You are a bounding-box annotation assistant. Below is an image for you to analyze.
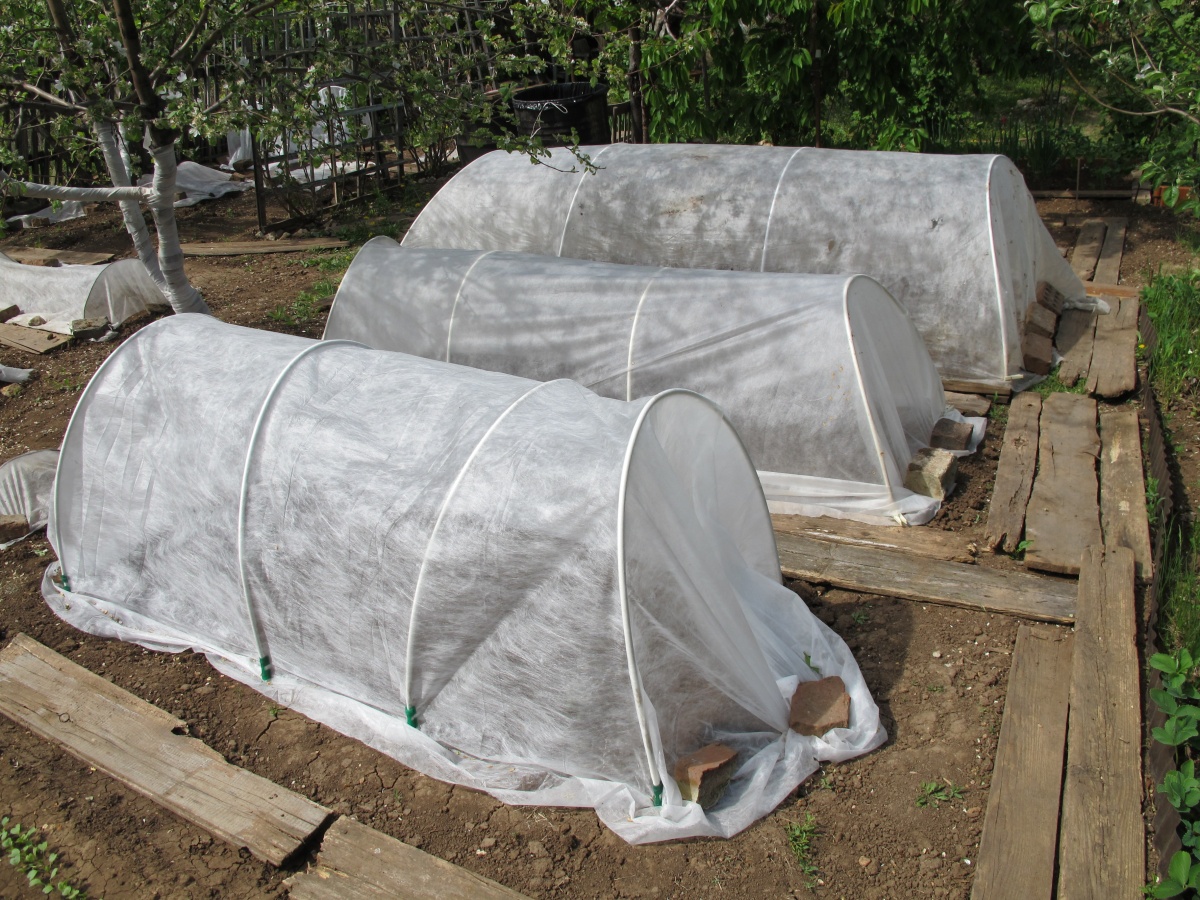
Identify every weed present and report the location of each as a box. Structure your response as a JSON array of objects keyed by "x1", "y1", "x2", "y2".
[
  {"x1": 301, "y1": 250, "x2": 355, "y2": 273},
  {"x1": 1147, "y1": 476, "x2": 1166, "y2": 535},
  {"x1": 267, "y1": 704, "x2": 281, "y2": 720},
  {"x1": 987, "y1": 397, "x2": 1009, "y2": 428},
  {"x1": 851, "y1": 610, "x2": 870, "y2": 626},
  {"x1": 50, "y1": 377, "x2": 80, "y2": 393},
  {"x1": 1031, "y1": 366, "x2": 1087, "y2": 398},
  {"x1": 927, "y1": 685, "x2": 945, "y2": 693},
  {"x1": 785, "y1": 812, "x2": 819, "y2": 887},
  {"x1": 1008, "y1": 537, "x2": 1033, "y2": 560},
  {"x1": 915, "y1": 780, "x2": 963, "y2": 808},
  {"x1": 1, "y1": 817, "x2": 88, "y2": 898},
  {"x1": 269, "y1": 278, "x2": 340, "y2": 327},
  {"x1": 335, "y1": 219, "x2": 403, "y2": 245},
  {"x1": 1144, "y1": 272, "x2": 1200, "y2": 400}
]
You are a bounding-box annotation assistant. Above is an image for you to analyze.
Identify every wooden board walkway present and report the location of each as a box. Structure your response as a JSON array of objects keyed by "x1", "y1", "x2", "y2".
[
  {"x1": 1070, "y1": 219, "x2": 1107, "y2": 281},
  {"x1": 985, "y1": 394, "x2": 1041, "y2": 554},
  {"x1": 1024, "y1": 393, "x2": 1102, "y2": 576},
  {"x1": 945, "y1": 391, "x2": 992, "y2": 418},
  {"x1": 772, "y1": 514, "x2": 977, "y2": 563},
  {"x1": 1057, "y1": 546, "x2": 1143, "y2": 898},
  {"x1": 285, "y1": 817, "x2": 527, "y2": 899},
  {"x1": 1056, "y1": 310, "x2": 1098, "y2": 387},
  {"x1": 5, "y1": 247, "x2": 115, "y2": 266},
  {"x1": 1099, "y1": 406, "x2": 1154, "y2": 579},
  {"x1": 1093, "y1": 218, "x2": 1128, "y2": 286},
  {"x1": 1087, "y1": 297, "x2": 1139, "y2": 398},
  {"x1": 181, "y1": 238, "x2": 350, "y2": 256},
  {"x1": 0, "y1": 322, "x2": 72, "y2": 354},
  {"x1": 0, "y1": 634, "x2": 332, "y2": 866},
  {"x1": 971, "y1": 625, "x2": 1073, "y2": 900},
  {"x1": 775, "y1": 530, "x2": 1077, "y2": 623}
]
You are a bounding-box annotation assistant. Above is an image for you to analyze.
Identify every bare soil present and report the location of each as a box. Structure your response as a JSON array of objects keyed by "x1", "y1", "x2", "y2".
[{"x1": 0, "y1": 187, "x2": 1188, "y2": 899}]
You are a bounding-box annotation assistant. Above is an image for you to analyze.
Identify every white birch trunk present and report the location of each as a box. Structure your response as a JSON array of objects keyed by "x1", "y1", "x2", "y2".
[{"x1": 145, "y1": 142, "x2": 208, "y2": 315}]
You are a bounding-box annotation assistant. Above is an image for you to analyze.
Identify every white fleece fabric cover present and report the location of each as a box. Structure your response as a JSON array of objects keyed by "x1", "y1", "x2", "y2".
[
  {"x1": 139, "y1": 161, "x2": 251, "y2": 207},
  {"x1": 0, "y1": 251, "x2": 165, "y2": 335},
  {"x1": 0, "y1": 450, "x2": 57, "y2": 548},
  {"x1": 403, "y1": 145, "x2": 1093, "y2": 387},
  {"x1": 43, "y1": 314, "x2": 884, "y2": 843},
  {"x1": 325, "y1": 238, "x2": 948, "y2": 524}
]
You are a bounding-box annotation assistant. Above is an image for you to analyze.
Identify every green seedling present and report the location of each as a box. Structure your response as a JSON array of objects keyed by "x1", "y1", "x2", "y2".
[
  {"x1": 1, "y1": 817, "x2": 89, "y2": 898},
  {"x1": 1160, "y1": 760, "x2": 1200, "y2": 813},
  {"x1": 915, "y1": 780, "x2": 963, "y2": 808},
  {"x1": 1147, "y1": 850, "x2": 1200, "y2": 898},
  {"x1": 851, "y1": 611, "x2": 870, "y2": 626},
  {"x1": 785, "y1": 812, "x2": 819, "y2": 887}
]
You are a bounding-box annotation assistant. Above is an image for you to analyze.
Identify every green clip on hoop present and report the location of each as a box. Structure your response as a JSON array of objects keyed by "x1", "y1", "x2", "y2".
[
  {"x1": 652, "y1": 783, "x2": 663, "y2": 807},
  {"x1": 405, "y1": 706, "x2": 419, "y2": 729},
  {"x1": 259, "y1": 656, "x2": 273, "y2": 682}
]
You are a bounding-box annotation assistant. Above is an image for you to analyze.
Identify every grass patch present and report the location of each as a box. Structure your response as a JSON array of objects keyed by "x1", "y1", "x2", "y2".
[
  {"x1": 1160, "y1": 525, "x2": 1200, "y2": 664},
  {"x1": 300, "y1": 249, "x2": 355, "y2": 274},
  {"x1": 269, "y1": 278, "x2": 340, "y2": 328},
  {"x1": 1030, "y1": 365, "x2": 1088, "y2": 398},
  {"x1": 1145, "y1": 271, "x2": 1200, "y2": 400},
  {"x1": 785, "y1": 812, "x2": 819, "y2": 887}
]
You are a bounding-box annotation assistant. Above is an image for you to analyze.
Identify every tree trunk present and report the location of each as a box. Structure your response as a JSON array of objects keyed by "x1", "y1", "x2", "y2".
[
  {"x1": 92, "y1": 118, "x2": 168, "y2": 293},
  {"x1": 145, "y1": 141, "x2": 209, "y2": 315}
]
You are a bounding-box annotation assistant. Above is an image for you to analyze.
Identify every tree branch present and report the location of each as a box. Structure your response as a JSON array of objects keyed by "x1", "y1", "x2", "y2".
[
  {"x1": 3, "y1": 81, "x2": 86, "y2": 111},
  {"x1": 1065, "y1": 65, "x2": 1200, "y2": 128},
  {"x1": 0, "y1": 170, "x2": 147, "y2": 202},
  {"x1": 186, "y1": 0, "x2": 286, "y2": 71}
]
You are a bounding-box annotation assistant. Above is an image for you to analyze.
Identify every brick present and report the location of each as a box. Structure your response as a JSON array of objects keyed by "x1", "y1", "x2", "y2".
[
  {"x1": 789, "y1": 676, "x2": 851, "y2": 736},
  {"x1": 673, "y1": 743, "x2": 738, "y2": 809},
  {"x1": 1026, "y1": 302, "x2": 1058, "y2": 340},
  {"x1": 0, "y1": 515, "x2": 29, "y2": 543},
  {"x1": 71, "y1": 317, "x2": 109, "y2": 341},
  {"x1": 904, "y1": 448, "x2": 958, "y2": 500},
  {"x1": 1023, "y1": 332, "x2": 1054, "y2": 376},
  {"x1": 1036, "y1": 282, "x2": 1066, "y2": 314},
  {"x1": 929, "y1": 418, "x2": 974, "y2": 452}
]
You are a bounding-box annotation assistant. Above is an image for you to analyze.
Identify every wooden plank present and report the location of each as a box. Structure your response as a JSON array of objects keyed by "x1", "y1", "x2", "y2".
[
  {"x1": 984, "y1": 394, "x2": 1042, "y2": 554},
  {"x1": 5, "y1": 247, "x2": 114, "y2": 266},
  {"x1": 1024, "y1": 393, "x2": 1101, "y2": 576},
  {"x1": 1031, "y1": 189, "x2": 1138, "y2": 199},
  {"x1": 776, "y1": 531, "x2": 1076, "y2": 623},
  {"x1": 1087, "y1": 297, "x2": 1139, "y2": 398},
  {"x1": 1092, "y1": 217, "x2": 1127, "y2": 285},
  {"x1": 971, "y1": 625, "x2": 1073, "y2": 900},
  {"x1": 942, "y1": 379, "x2": 1012, "y2": 399},
  {"x1": 0, "y1": 322, "x2": 72, "y2": 355},
  {"x1": 0, "y1": 634, "x2": 332, "y2": 866},
  {"x1": 1087, "y1": 282, "x2": 1141, "y2": 299},
  {"x1": 286, "y1": 817, "x2": 527, "y2": 900},
  {"x1": 944, "y1": 391, "x2": 992, "y2": 417},
  {"x1": 181, "y1": 238, "x2": 350, "y2": 256},
  {"x1": 771, "y1": 514, "x2": 977, "y2": 563},
  {"x1": 1070, "y1": 219, "x2": 1107, "y2": 282},
  {"x1": 1057, "y1": 546, "x2": 1143, "y2": 900},
  {"x1": 1055, "y1": 309, "x2": 1098, "y2": 386},
  {"x1": 1099, "y1": 406, "x2": 1154, "y2": 579}
]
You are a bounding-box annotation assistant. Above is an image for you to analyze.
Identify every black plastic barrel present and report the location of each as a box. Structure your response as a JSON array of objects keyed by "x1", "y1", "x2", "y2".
[{"x1": 511, "y1": 83, "x2": 611, "y2": 146}]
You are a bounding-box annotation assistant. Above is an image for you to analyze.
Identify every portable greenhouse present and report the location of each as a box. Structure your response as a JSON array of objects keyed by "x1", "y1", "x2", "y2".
[
  {"x1": 44, "y1": 314, "x2": 884, "y2": 843},
  {"x1": 0, "y1": 251, "x2": 165, "y2": 334},
  {"x1": 402, "y1": 144, "x2": 1093, "y2": 388},
  {"x1": 325, "y1": 238, "x2": 954, "y2": 524}
]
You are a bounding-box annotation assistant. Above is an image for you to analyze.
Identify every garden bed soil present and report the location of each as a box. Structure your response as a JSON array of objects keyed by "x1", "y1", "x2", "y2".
[{"x1": 0, "y1": 189, "x2": 1190, "y2": 899}]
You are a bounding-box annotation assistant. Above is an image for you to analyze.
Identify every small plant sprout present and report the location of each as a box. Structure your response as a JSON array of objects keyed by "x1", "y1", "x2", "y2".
[
  {"x1": 1, "y1": 817, "x2": 88, "y2": 898},
  {"x1": 851, "y1": 610, "x2": 870, "y2": 626},
  {"x1": 785, "y1": 812, "x2": 819, "y2": 887},
  {"x1": 916, "y1": 780, "x2": 964, "y2": 808}
]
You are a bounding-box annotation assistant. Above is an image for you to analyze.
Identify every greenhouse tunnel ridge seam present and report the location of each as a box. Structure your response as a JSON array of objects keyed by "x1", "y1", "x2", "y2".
[
  {"x1": 402, "y1": 376, "x2": 561, "y2": 723},
  {"x1": 236, "y1": 338, "x2": 370, "y2": 683},
  {"x1": 557, "y1": 144, "x2": 613, "y2": 257},
  {"x1": 625, "y1": 267, "x2": 670, "y2": 401},
  {"x1": 759, "y1": 147, "x2": 804, "y2": 273},
  {"x1": 445, "y1": 249, "x2": 498, "y2": 363}
]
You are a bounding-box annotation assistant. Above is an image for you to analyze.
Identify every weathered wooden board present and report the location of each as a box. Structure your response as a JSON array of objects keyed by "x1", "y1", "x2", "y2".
[
  {"x1": 1032, "y1": 189, "x2": 1139, "y2": 199},
  {"x1": 1070, "y1": 219, "x2": 1107, "y2": 281},
  {"x1": 1092, "y1": 217, "x2": 1127, "y2": 285},
  {"x1": 285, "y1": 817, "x2": 528, "y2": 900},
  {"x1": 944, "y1": 391, "x2": 992, "y2": 418},
  {"x1": 771, "y1": 514, "x2": 977, "y2": 564},
  {"x1": 971, "y1": 625, "x2": 1073, "y2": 900},
  {"x1": 1099, "y1": 406, "x2": 1154, "y2": 579},
  {"x1": 776, "y1": 532, "x2": 1076, "y2": 623},
  {"x1": 1055, "y1": 310, "x2": 1097, "y2": 386},
  {"x1": 0, "y1": 634, "x2": 331, "y2": 866},
  {"x1": 941, "y1": 379, "x2": 1012, "y2": 399},
  {"x1": 1024, "y1": 393, "x2": 1101, "y2": 576},
  {"x1": 1087, "y1": 297, "x2": 1139, "y2": 398},
  {"x1": 1087, "y1": 282, "x2": 1141, "y2": 299},
  {"x1": 181, "y1": 238, "x2": 350, "y2": 256},
  {"x1": 1056, "y1": 547, "x2": 1143, "y2": 900},
  {"x1": 6, "y1": 247, "x2": 114, "y2": 266},
  {"x1": 0, "y1": 322, "x2": 72, "y2": 354},
  {"x1": 984, "y1": 394, "x2": 1042, "y2": 554}
]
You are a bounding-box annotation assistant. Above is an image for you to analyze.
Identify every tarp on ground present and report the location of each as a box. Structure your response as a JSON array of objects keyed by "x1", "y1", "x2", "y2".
[
  {"x1": 402, "y1": 145, "x2": 1094, "y2": 388},
  {"x1": 44, "y1": 314, "x2": 885, "y2": 843},
  {"x1": 325, "y1": 238, "x2": 955, "y2": 524}
]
